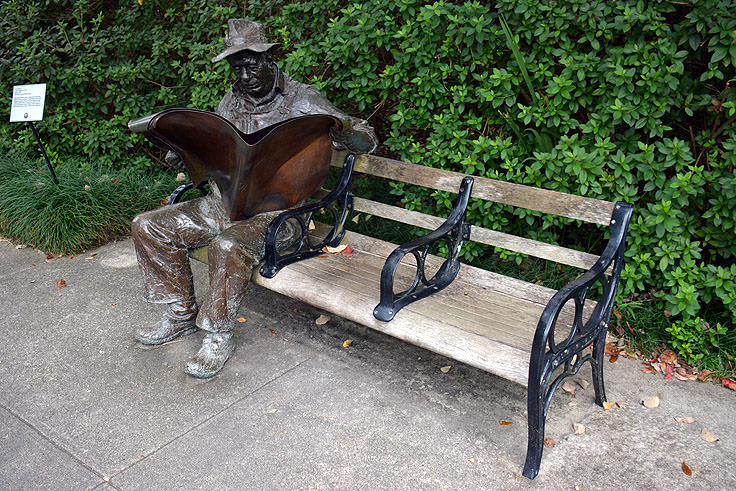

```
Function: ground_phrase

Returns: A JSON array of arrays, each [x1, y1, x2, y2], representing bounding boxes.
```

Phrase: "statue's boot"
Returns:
[[184, 331, 234, 378], [135, 301, 198, 345]]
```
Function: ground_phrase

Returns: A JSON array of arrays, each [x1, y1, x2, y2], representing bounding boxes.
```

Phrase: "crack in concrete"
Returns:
[[0, 401, 110, 488]]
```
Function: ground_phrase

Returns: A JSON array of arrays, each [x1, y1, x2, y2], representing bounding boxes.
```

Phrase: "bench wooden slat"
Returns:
[[332, 225, 563, 306], [331, 153, 615, 226], [290, 243, 540, 349], [349, 195, 602, 271], [253, 245, 533, 386]]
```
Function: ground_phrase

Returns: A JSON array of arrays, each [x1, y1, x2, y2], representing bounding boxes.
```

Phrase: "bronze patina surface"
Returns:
[[131, 110, 340, 220], [130, 19, 378, 379]]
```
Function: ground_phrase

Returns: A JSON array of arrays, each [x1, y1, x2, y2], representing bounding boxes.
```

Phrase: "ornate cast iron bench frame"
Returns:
[[170, 151, 633, 479]]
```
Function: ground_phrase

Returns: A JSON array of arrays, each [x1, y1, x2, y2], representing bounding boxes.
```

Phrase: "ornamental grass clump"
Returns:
[[0, 153, 178, 255]]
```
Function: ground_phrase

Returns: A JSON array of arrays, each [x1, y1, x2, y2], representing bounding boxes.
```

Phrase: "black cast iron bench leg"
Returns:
[[522, 202, 633, 479]]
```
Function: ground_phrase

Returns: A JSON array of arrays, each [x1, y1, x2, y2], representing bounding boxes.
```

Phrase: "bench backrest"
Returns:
[[330, 151, 618, 273]]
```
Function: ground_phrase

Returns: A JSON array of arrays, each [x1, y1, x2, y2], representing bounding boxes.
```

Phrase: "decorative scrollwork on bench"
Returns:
[[259, 153, 355, 279], [373, 176, 474, 321], [522, 201, 634, 479]]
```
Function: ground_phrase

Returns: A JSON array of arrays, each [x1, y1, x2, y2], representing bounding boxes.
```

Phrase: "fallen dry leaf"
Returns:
[[351, 215, 360, 224], [674, 371, 696, 382], [236, 317, 246, 323], [577, 379, 590, 390], [642, 363, 658, 375], [604, 342, 619, 355], [659, 349, 677, 364], [609, 353, 619, 363], [723, 378, 736, 391], [682, 462, 692, 476], [561, 381, 577, 395], [269, 329, 275, 334], [343, 339, 353, 348], [440, 365, 452, 374], [603, 402, 615, 411], [674, 417, 695, 424], [266, 409, 278, 414], [308, 220, 316, 232], [642, 395, 660, 408], [323, 244, 348, 254], [55, 279, 66, 290], [573, 423, 586, 435], [315, 314, 330, 326], [544, 437, 555, 448], [340, 245, 354, 258], [659, 350, 677, 364], [175, 172, 187, 182], [700, 427, 719, 443], [499, 420, 513, 426], [697, 369, 713, 382], [46, 254, 54, 261]]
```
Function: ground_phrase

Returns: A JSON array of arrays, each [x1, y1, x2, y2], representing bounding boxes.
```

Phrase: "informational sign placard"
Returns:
[[10, 84, 47, 123]]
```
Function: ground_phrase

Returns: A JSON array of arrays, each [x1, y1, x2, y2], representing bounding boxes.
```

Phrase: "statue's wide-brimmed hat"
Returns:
[[211, 19, 281, 63]]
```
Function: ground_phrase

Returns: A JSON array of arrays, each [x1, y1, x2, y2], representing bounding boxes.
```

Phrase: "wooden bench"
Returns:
[[174, 151, 633, 479]]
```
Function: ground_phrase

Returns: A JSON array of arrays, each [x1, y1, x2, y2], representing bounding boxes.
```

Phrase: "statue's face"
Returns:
[[228, 51, 276, 100]]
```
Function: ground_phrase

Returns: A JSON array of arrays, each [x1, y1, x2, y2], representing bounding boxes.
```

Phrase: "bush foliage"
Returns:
[[0, 152, 180, 254], [1, 0, 734, 372]]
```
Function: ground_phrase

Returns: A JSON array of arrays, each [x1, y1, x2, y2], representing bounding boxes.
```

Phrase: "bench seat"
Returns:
[[192, 224, 592, 388], [253, 227, 590, 387]]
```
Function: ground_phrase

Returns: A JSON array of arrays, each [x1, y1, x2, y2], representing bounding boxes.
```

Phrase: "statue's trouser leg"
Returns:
[[131, 195, 224, 308], [196, 212, 283, 333], [185, 212, 298, 378]]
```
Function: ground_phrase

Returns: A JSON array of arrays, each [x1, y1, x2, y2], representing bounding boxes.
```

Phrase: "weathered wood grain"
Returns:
[[254, 255, 533, 386], [350, 195, 603, 272], [332, 153, 616, 226]]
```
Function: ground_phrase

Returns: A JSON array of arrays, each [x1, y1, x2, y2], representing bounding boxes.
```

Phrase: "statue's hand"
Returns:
[[164, 150, 185, 170], [330, 119, 378, 154]]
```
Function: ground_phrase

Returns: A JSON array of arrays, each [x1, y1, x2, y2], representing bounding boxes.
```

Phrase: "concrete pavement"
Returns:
[[0, 237, 733, 490]]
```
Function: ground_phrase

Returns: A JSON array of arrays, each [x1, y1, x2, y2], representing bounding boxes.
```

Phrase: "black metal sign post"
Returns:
[[29, 121, 58, 184], [10, 84, 57, 184]]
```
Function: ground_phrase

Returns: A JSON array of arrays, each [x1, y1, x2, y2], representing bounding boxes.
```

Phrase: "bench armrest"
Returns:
[[166, 181, 208, 205], [373, 176, 474, 321], [522, 201, 633, 478], [259, 153, 356, 278]]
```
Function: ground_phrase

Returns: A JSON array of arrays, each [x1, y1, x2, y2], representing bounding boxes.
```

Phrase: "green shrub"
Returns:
[[1, 0, 734, 373], [0, 152, 179, 254], [274, 0, 736, 374]]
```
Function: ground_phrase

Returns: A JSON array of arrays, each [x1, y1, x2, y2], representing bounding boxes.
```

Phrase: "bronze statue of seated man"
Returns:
[[131, 19, 378, 378]]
